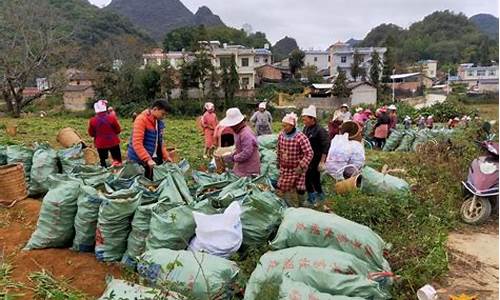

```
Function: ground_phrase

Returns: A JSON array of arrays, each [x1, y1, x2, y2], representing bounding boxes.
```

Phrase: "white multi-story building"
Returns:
[[328, 42, 386, 81], [254, 47, 272, 68], [142, 48, 191, 69], [454, 63, 499, 93], [304, 50, 330, 71], [416, 60, 438, 78]]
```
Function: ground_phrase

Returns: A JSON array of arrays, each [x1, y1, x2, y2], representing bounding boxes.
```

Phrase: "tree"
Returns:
[[221, 55, 239, 108], [382, 48, 396, 83], [160, 62, 177, 100], [332, 68, 351, 98], [191, 47, 214, 98], [301, 65, 324, 83], [289, 49, 305, 79], [369, 51, 382, 87], [0, 0, 69, 117], [207, 66, 221, 108], [351, 50, 364, 81]]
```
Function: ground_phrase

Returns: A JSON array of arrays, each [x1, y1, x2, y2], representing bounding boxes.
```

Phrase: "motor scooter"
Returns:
[[460, 140, 499, 225]]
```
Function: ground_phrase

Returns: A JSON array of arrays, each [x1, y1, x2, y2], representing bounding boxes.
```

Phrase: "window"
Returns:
[[489, 70, 496, 76], [341, 56, 347, 63], [314, 57, 318, 62], [264, 58, 268, 63], [219, 56, 232, 66], [467, 71, 474, 77], [328, 56, 331, 62], [241, 77, 250, 89], [241, 58, 249, 67], [477, 70, 486, 76]]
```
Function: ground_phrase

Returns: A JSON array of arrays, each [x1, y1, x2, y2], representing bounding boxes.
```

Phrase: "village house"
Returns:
[[328, 42, 386, 81], [389, 72, 433, 97], [211, 43, 257, 90], [63, 71, 95, 112], [254, 46, 272, 68], [142, 48, 191, 69], [303, 81, 377, 106], [255, 64, 283, 84], [303, 49, 330, 72], [417, 60, 438, 78], [451, 63, 499, 93]]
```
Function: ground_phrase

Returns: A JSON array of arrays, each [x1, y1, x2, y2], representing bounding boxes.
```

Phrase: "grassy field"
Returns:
[[0, 112, 496, 299]]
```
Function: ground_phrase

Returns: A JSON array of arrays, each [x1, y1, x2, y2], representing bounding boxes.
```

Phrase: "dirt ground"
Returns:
[[435, 219, 499, 300], [0, 199, 122, 299]]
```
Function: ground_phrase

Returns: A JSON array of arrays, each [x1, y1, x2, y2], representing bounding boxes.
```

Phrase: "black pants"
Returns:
[[142, 157, 163, 180], [97, 145, 122, 168], [306, 167, 323, 194], [374, 138, 386, 149]]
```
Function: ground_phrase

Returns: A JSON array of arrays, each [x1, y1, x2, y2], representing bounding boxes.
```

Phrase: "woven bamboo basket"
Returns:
[[6, 125, 17, 137], [83, 147, 99, 165], [340, 121, 363, 142], [335, 174, 362, 195], [0, 163, 28, 207], [167, 147, 179, 163], [57, 127, 82, 148]]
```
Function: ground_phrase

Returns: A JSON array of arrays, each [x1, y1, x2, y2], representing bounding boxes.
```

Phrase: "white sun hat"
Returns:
[[94, 100, 107, 113], [301, 105, 317, 118], [355, 107, 363, 113], [388, 104, 397, 110], [219, 107, 245, 127]]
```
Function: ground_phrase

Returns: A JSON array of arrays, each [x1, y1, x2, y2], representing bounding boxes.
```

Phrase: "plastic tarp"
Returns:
[[240, 188, 286, 248], [270, 208, 391, 272], [57, 143, 84, 174], [189, 201, 242, 258], [360, 166, 410, 196], [137, 249, 240, 300], [6, 145, 34, 182], [146, 201, 217, 251], [72, 184, 106, 252], [95, 188, 142, 262], [25, 174, 81, 250], [382, 130, 404, 152], [245, 246, 390, 300], [98, 278, 183, 300], [278, 276, 367, 300], [29, 143, 58, 196]]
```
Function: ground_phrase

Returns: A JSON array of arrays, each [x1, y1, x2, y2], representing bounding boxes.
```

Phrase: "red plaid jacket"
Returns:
[[277, 131, 313, 170]]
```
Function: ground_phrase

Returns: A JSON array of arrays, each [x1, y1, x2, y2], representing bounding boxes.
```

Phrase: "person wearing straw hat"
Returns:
[[250, 101, 273, 136], [88, 99, 122, 167], [201, 102, 218, 159], [220, 108, 261, 177], [403, 115, 412, 129], [388, 104, 398, 132], [302, 105, 330, 205], [373, 107, 390, 149], [276, 112, 314, 207]]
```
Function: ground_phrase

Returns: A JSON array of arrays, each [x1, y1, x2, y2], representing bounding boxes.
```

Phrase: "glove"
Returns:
[[318, 162, 326, 172], [294, 166, 304, 175]]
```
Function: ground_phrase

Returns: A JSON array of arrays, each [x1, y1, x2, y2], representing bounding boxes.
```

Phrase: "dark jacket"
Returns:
[[375, 113, 391, 127], [303, 123, 330, 168]]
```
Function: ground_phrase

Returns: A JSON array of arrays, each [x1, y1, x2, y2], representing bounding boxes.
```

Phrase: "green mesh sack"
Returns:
[[57, 143, 84, 174], [257, 134, 278, 149], [29, 143, 58, 196], [244, 247, 390, 300], [395, 131, 416, 152], [270, 208, 391, 272], [72, 184, 107, 252], [6, 145, 34, 182], [137, 249, 239, 300], [278, 276, 366, 300], [153, 163, 193, 205], [360, 166, 410, 196], [25, 174, 81, 249], [146, 201, 216, 251], [382, 130, 404, 152], [95, 188, 142, 262]]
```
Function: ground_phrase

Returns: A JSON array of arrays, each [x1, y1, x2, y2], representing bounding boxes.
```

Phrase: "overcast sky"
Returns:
[[90, 0, 498, 49]]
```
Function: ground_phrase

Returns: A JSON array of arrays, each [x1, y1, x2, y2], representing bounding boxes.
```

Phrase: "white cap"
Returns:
[[258, 102, 267, 109], [388, 104, 397, 110], [94, 100, 107, 113], [282, 112, 298, 126], [204, 102, 214, 111], [219, 107, 245, 127], [301, 105, 317, 118], [341, 104, 349, 109], [404, 115, 411, 120], [428, 115, 433, 119], [355, 107, 363, 113]]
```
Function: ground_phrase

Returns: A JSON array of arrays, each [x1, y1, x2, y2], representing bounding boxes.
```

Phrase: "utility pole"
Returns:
[[392, 68, 395, 102]]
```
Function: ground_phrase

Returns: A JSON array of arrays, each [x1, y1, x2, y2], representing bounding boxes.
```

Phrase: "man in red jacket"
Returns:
[[88, 100, 122, 167]]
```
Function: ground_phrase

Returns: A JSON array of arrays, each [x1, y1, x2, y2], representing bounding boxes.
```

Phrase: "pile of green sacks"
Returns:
[[257, 134, 279, 184], [382, 128, 454, 152], [244, 208, 393, 299]]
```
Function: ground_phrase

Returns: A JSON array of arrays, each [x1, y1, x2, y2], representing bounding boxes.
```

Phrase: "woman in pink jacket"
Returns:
[[201, 102, 218, 158]]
